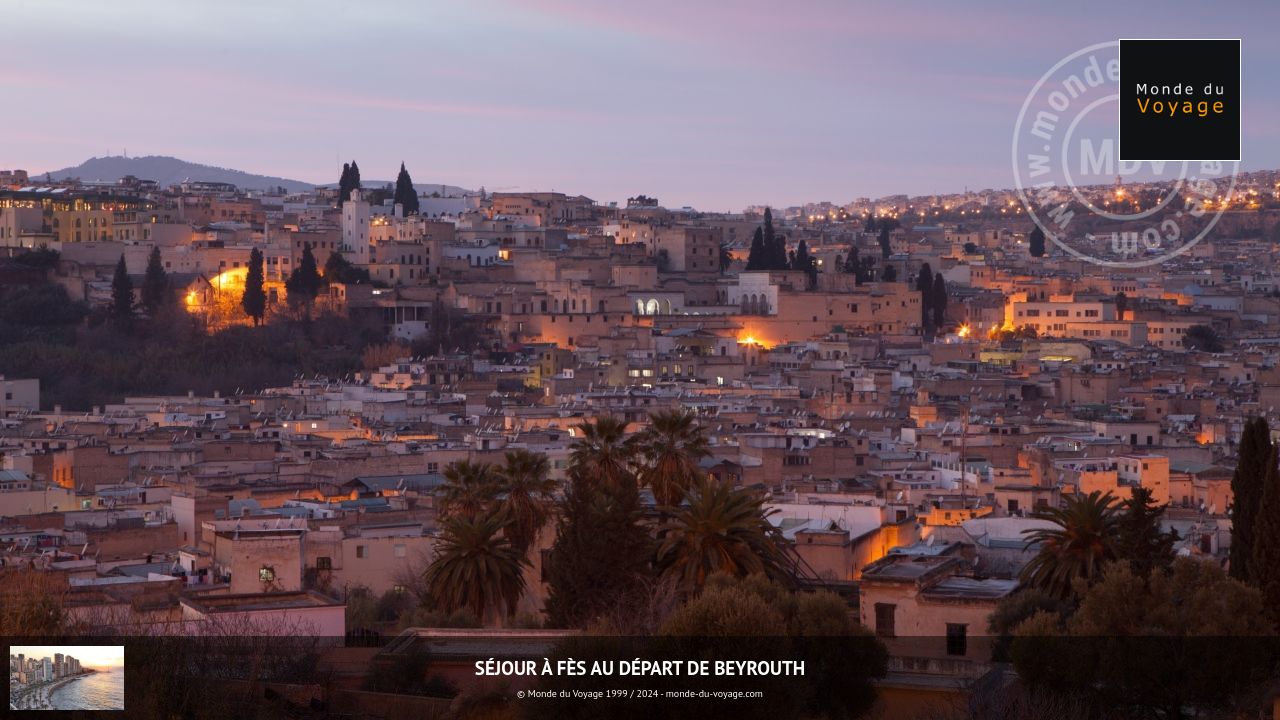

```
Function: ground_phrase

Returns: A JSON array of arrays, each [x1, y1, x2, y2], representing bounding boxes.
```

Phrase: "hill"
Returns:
[[42, 156, 473, 196], [43, 155, 315, 192]]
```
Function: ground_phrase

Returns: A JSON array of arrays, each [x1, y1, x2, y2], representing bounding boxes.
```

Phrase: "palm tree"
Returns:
[[568, 416, 637, 496], [425, 510, 528, 622], [656, 478, 789, 593], [495, 448, 557, 554], [1020, 490, 1121, 599], [438, 460, 499, 519], [636, 409, 710, 508]]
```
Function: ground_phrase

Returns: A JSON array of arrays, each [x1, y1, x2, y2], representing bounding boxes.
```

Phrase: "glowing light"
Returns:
[[957, 324, 972, 338]]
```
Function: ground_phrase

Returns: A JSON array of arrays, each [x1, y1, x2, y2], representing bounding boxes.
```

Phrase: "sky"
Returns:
[[10, 645, 125, 669], [3, 0, 1277, 210]]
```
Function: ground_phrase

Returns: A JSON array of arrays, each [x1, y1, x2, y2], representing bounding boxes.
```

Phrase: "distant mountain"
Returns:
[[43, 155, 473, 197], [43, 155, 316, 193]]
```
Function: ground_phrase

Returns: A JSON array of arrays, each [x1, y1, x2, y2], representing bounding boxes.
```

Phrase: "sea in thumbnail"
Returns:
[[49, 667, 124, 710]]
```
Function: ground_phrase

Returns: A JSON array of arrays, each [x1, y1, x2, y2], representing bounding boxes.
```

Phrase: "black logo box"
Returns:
[[1119, 39, 1241, 162]]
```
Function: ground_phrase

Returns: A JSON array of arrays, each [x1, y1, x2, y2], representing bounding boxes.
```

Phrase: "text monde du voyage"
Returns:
[[1134, 82, 1228, 118]]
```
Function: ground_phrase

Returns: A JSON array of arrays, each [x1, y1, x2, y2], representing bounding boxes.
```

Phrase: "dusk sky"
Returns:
[[5, 0, 1277, 210], [11, 645, 125, 669]]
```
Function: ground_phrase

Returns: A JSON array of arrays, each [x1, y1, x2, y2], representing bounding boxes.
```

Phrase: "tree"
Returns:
[[141, 246, 169, 314], [1114, 291, 1128, 318], [656, 478, 790, 594], [544, 470, 653, 629], [718, 243, 733, 273], [1011, 560, 1275, 719], [393, 162, 420, 215], [916, 263, 934, 330], [1114, 486, 1177, 578], [285, 242, 323, 306], [763, 207, 786, 270], [338, 160, 362, 203], [323, 250, 372, 285], [495, 449, 556, 555], [241, 247, 266, 326], [567, 416, 637, 496], [1231, 417, 1272, 582], [424, 510, 528, 622], [438, 460, 500, 520], [109, 254, 133, 322], [931, 273, 948, 328], [745, 227, 766, 271], [635, 409, 709, 508], [1252, 443, 1280, 617], [1029, 225, 1046, 257], [878, 225, 891, 259], [881, 263, 897, 282], [963, 241, 978, 254], [1183, 324, 1224, 352], [1020, 491, 1120, 599]]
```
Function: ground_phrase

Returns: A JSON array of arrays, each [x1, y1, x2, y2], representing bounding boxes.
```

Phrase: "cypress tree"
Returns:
[[746, 227, 765, 271], [1254, 443, 1280, 618], [285, 242, 323, 306], [763, 208, 784, 270], [1029, 226, 1046, 257], [882, 263, 898, 282], [932, 274, 948, 327], [1231, 417, 1272, 582], [393, 162, 420, 215], [349, 160, 361, 195], [338, 162, 352, 203], [141, 245, 169, 314], [917, 263, 934, 330], [1116, 486, 1177, 578], [878, 225, 891, 259], [109, 254, 133, 322], [544, 475, 653, 628], [242, 247, 266, 326]]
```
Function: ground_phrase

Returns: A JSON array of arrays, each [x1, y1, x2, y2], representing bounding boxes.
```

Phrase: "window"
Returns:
[[946, 623, 968, 656], [316, 556, 332, 570], [356, 545, 366, 559], [394, 544, 406, 558], [259, 566, 276, 583], [874, 603, 896, 638]]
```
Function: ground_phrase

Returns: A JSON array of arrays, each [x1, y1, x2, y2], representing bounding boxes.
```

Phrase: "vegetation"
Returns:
[[744, 208, 789, 271], [1252, 442, 1280, 618], [931, 273, 947, 328], [338, 159, 362, 203], [1230, 416, 1271, 582], [285, 242, 323, 306], [393, 161, 420, 215], [1019, 490, 1120, 599], [1029, 225, 1045, 257], [437, 460, 500, 520], [141, 245, 170, 314], [1183, 323, 1225, 352], [424, 510, 528, 622], [241, 247, 266, 325], [323, 250, 372, 285], [109, 253, 133, 322], [493, 448, 557, 554], [634, 409, 709, 508], [1009, 559, 1276, 719], [656, 478, 789, 594]]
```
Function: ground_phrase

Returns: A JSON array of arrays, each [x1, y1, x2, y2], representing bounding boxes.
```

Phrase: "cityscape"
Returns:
[[8, 646, 124, 711], [4, 2, 1280, 720]]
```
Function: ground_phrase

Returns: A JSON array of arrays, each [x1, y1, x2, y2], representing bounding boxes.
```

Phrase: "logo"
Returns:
[[1012, 41, 1240, 267]]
